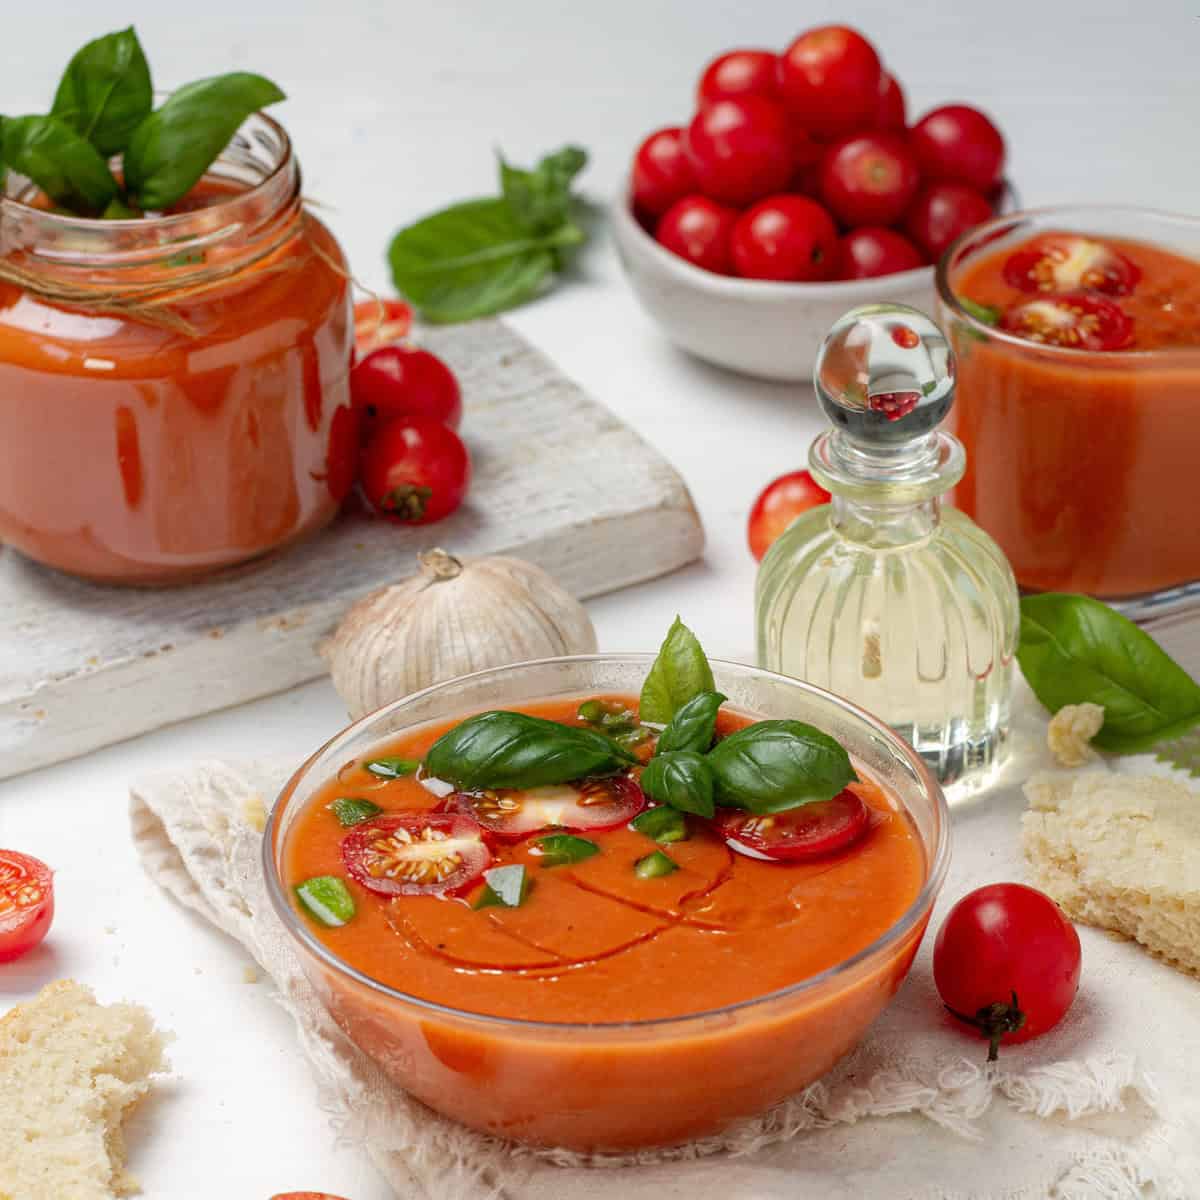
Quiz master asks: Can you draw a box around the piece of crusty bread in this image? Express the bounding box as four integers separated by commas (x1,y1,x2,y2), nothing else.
0,980,168,1200
1023,770,1200,977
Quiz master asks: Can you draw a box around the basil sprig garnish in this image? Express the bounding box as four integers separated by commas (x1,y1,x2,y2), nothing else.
641,751,715,818
656,691,726,755
639,617,716,725
0,115,116,214
51,27,152,156
1018,593,1200,753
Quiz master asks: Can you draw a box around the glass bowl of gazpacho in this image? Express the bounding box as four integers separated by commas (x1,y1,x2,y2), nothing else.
265,651,949,1151
937,206,1200,614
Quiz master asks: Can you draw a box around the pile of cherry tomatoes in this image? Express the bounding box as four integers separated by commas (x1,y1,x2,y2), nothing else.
631,25,1007,282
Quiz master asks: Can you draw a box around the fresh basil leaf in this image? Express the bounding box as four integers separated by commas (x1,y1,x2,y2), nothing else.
656,691,726,756
535,833,600,867
640,751,715,818
634,850,677,879
365,756,420,779
474,864,529,909
639,617,716,725
960,297,1001,327
499,144,587,236
708,720,856,814
426,710,636,791
328,797,383,827
630,806,688,844
0,115,116,214
123,72,285,211
1018,593,1200,753
51,27,152,156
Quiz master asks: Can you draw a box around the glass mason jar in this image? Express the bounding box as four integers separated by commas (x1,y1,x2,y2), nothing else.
0,111,354,585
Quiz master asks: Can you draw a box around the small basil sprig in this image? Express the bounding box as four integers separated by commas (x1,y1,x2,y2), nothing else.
51,27,152,156
641,751,715,818
1,115,116,214
656,691,726,755
639,617,716,725
1018,593,1200,753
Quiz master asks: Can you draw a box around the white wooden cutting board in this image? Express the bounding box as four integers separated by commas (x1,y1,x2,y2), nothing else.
0,318,704,780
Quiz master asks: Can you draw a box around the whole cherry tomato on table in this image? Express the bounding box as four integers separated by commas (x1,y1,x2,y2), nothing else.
910,104,1006,193
777,25,882,140
684,96,795,207
352,298,412,358
903,182,993,260
351,344,463,439
731,195,839,282
0,850,54,963
839,227,924,279
934,882,1081,1061
631,127,697,220
819,132,920,228
697,49,779,104
1001,292,1134,351
747,469,831,560
360,418,471,525
656,195,739,274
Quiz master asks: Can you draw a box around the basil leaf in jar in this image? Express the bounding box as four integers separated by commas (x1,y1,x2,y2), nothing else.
639,617,716,725
51,27,153,156
1,115,117,214
708,721,856,815
425,711,637,791
656,691,726,756
640,751,715,818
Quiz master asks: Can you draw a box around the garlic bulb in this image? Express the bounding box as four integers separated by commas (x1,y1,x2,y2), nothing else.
324,548,597,719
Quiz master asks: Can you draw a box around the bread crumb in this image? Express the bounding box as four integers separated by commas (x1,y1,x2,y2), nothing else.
1047,702,1105,767
240,793,268,832
243,965,260,984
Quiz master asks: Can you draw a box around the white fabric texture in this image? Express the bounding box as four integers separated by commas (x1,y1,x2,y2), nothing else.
129,684,1200,1200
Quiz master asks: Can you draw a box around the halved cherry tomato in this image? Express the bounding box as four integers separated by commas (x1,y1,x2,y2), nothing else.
453,776,646,840
697,49,779,105
747,469,831,560
777,25,882,140
351,344,463,437
0,851,54,963
353,298,412,357
1001,235,1142,297
717,790,871,862
631,127,697,220
342,813,491,897
359,418,471,525
684,96,795,208
1001,291,1134,351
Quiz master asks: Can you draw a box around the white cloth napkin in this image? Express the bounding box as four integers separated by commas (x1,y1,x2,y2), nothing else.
129,685,1200,1200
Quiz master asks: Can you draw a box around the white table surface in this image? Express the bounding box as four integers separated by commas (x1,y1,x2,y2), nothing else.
3,3,1199,1196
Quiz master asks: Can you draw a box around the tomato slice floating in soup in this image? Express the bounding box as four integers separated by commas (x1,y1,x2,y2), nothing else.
1001,235,1141,297
0,850,54,963
454,775,646,840
717,790,871,862
1000,291,1134,351
341,813,491,897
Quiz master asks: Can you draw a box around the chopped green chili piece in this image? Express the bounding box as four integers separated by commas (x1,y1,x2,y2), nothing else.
535,833,600,867
365,756,420,779
959,296,1001,327
577,699,606,723
328,797,383,827
474,864,530,909
630,806,688,845
634,850,678,879
295,876,356,927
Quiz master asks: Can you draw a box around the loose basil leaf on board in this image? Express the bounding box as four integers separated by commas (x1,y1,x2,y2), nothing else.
630,805,688,844
656,691,727,756
535,833,600,867
639,617,717,725
640,751,715,818
499,144,587,236
1018,593,1200,753
388,196,583,324
474,864,529,909
425,710,637,791
51,27,153,156
0,115,116,214
123,72,285,211
708,720,857,814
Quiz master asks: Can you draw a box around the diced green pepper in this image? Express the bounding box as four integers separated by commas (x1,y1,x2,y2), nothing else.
634,850,678,879
365,756,420,779
473,864,530,909
630,806,688,845
328,797,382,827
295,876,356,927
535,833,600,867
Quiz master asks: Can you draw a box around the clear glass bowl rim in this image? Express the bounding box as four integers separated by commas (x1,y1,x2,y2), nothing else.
262,653,951,1036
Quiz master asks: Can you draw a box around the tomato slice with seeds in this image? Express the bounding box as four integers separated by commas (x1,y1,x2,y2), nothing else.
453,776,646,840
0,850,54,963
1001,292,1134,351
716,790,871,862
353,298,413,356
1002,235,1141,297
341,813,490,897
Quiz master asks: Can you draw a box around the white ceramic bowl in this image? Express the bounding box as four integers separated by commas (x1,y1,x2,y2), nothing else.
612,181,1015,383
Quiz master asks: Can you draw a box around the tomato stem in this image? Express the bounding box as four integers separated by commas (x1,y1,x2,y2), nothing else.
944,989,1026,1062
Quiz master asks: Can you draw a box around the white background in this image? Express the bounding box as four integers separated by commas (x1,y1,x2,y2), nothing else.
3,2,1199,1196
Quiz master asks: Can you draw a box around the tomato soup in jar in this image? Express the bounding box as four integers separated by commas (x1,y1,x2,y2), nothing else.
938,207,1200,607
0,111,353,584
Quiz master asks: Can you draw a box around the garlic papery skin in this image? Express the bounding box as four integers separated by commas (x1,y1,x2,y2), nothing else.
325,548,598,719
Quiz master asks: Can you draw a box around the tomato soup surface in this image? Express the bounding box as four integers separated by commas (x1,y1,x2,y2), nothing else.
285,696,925,1024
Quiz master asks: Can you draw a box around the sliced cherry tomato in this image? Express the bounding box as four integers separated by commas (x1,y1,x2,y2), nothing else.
875,71,907,131
342,813,491,897
454,776,646,840
351,344,463,439
777,26,882,140
1001,235,1142,297
934,882,1081,1060
717,790,870,862
656,195,738,274
1000,291,1134,351
747,469,831,560
0,851,54,963
819,132,920,227
631,127,697,220
731,194,839,282
359,418,471,525
910,105,1005,193
353,298,412,357
903,182,993,260
838,227,924,279
697,49,779,105
684,96,795,207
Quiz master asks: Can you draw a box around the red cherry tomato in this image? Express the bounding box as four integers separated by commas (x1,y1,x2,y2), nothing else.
655,195,738,274
838,227,924,279
322,404,360,503
697,49,779,105
351,344,463,439
875,71,907,130
684,96,795,207
342,813,491,897
1001,234,1142,297
353,298,412,357
778,25,882,141
934,883,1081,1060
818,132,920,227
0,851,54,963
903,182,993,260
272,1194,351,1199
1000,292,1134,351
360,418,471,525
910,105,1005,193
454,776,646,841
731,195,839,283
747,469,831,560
631,127,697,220
717,790,871,862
